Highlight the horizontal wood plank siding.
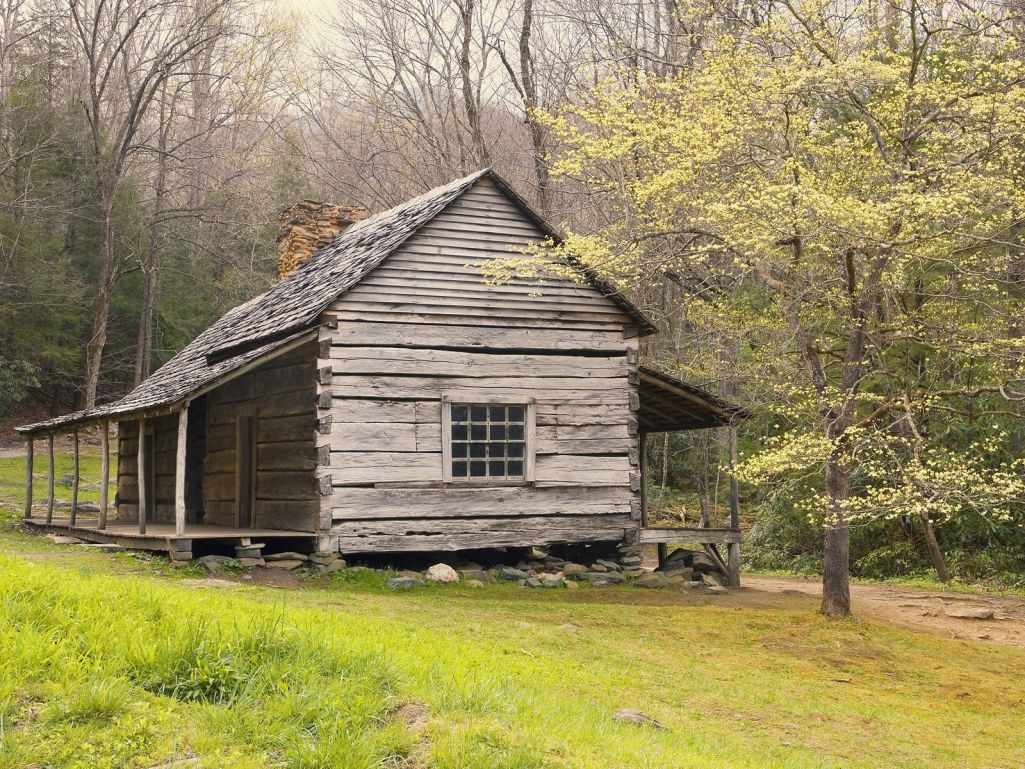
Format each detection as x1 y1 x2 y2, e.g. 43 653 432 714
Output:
323 176 641 552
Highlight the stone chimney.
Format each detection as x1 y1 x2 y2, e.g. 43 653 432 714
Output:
277 200 369 278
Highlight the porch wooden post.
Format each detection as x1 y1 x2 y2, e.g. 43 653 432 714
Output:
69 430 80 526
23 436 33 519
726 425 741 588
45 433 55 525
174 404 189 537
137 417 147 534
98 422 109 530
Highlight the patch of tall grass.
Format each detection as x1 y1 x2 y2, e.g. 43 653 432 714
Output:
0 556 411 768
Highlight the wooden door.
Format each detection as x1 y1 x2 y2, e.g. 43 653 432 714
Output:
235 414 257 528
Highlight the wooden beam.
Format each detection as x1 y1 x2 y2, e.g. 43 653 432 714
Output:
98 423 109 530
639 527 742 545
175 405 189 537
23 437 33 519
639 432 648 527
69 430 79 526
46 433 54 525
137 417 147 535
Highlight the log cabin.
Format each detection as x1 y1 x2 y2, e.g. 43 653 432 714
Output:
16 170 747 573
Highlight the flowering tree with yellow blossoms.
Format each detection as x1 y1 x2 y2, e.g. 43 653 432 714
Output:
525 0 1025 615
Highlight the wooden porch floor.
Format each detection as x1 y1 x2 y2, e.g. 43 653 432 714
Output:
23 517 317 551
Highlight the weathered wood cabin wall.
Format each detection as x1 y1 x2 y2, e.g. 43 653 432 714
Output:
202 341 320 531
320 177 642 552
116 414 178 522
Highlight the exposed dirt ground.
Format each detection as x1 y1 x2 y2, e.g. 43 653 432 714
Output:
741 574 1025 647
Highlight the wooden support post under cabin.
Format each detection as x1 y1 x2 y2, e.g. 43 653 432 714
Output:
137 417 147 535
98 422 109 530
174 404 189 537
69 430 79 526
46 433 55 525
23 436 33 519
726 425 741 588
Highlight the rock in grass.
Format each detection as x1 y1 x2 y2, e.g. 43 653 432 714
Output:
425 563 459 583
612 709 667 729
265 559 305 570
705 584 728 594
50 535 82 545
580 571 625 584
387 576 424 589
562 562 587 576
495 566 528 581
634 572 670 589
464 579 484 588
945 606 995 620
540 573 564 588
265 551 308 562
564 580 579 590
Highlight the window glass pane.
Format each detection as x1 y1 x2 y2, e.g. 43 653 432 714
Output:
449 403 528 481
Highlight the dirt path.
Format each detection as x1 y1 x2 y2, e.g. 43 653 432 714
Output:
742 574 1025 647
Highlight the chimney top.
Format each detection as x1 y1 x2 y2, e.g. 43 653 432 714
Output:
277 200 369 279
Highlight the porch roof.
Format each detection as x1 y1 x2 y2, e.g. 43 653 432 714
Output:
637 366 749 432
15 327 316 436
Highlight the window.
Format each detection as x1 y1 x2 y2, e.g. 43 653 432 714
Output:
443 399 534 483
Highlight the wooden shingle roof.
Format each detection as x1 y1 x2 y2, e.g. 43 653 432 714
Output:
17 169 655 435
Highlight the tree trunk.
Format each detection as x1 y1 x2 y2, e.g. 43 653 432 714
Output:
821 455 851 617
918 511 951 582
135 87 169 385
518 0 549 213
83 181 117 408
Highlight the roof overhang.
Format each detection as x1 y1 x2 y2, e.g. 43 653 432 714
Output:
637 365 750 432
16 329 317 436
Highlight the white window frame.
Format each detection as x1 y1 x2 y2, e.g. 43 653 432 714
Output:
441 393 536 486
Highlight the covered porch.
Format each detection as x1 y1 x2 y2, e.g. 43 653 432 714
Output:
636 366 750 586
14 331 323 561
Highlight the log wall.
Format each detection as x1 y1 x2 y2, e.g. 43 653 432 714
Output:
321 177 643 552
116 414 179 522
202 341 319 531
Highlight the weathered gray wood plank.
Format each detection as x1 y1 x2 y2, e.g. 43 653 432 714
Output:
330 451 442 485
331 514 630 552
330 485 633 520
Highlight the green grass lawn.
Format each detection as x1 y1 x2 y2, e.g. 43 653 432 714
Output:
0 454 1023 768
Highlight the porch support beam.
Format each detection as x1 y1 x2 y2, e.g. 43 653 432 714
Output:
98 422 109 530
174 403 189 537
69 430 80 526
46 433 54 524
137 417 147 534
23 436 33 519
